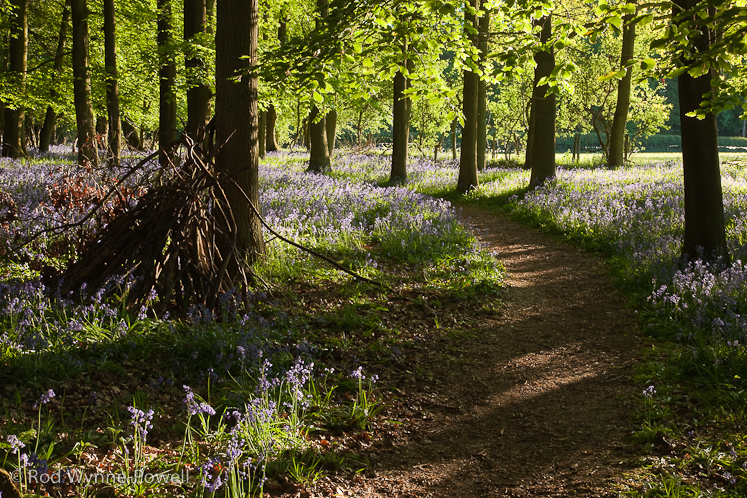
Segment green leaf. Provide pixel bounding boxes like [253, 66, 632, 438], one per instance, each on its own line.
[313, 91, 323, 104]
[363, 58, 374, 68]
[343, 54, 355, 63]
[353, 43, 362, 54]
[640, 58, 656, 71]
[608, 15, 622, 29]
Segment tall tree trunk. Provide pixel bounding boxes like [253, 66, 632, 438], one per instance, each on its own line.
[675, 0, 727, 261]
[103, 0, 121, 166]
[158, 0, 177, 167]
[0, 31, 6, 140]
[215, 0, 265, 275]
[184, 0, 212, 139]
[326, 108, 337, 156]
[308, 0, 330, 172]
[390, 68, 410, 181]
[608, 9, 636, 168]
[477, 9, 490, 171]
[266, 105, 279, 151]
[265, 17, 286, 153]
[528, 15, 556, 188]
[2, 0, 29, 158]
[308, 106, 330, 172]
[40, 0, 70, 153]
[258, 110, 266, 158]
[70, 0, 98, 166]
[457, 0, 480, 193]
[451, 118, 457, 160]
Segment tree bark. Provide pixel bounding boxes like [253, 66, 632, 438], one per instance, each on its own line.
[215, 0, 265, 273]
[184, 0, 212, 139]
[675, 0, 728, 261]
[122, 118, 142, 150]
[390, 68, 410, 181]
[258, 110, 266, 158]
[102, 0, 121, 166]
[457, 0, 480, 193]
[70, 0, 98, 166]
[2, 0, 29, 158]
[158, 0, 177, 167]
[308, 106, 330, 172]
[477, 9, 490, 171]
[266, 105, 279, 151]
[326, 108, 337, 156]
[265, 17, 286, 153]
[40, 0, 70, 153]
[307, 0, 331, 172]
[608, 10, 636, 168]
[451, 118, 457, 160]
[528, 15, 556, 188]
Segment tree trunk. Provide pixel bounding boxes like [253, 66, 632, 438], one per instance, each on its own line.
[457, 0, 480, 193]
[608, 10, 636, 168]
[528, 15, 556, 188]
[96, 116, 108, 149]
[675, 0, 728, 261]
[215, 0, 265, 274]
[265, 18, 285, 153]
[184, 0, 212, 139]
[122, 118, 142, 150]
[308, 106, 330, 172]
[451, 118, 457, 160]
[2, 0, 29, 158]
[326, 108, 337, 156]
[477, 9, 490, 171]
[258, 110, 266, 158]
[71, 0, 98, 166]
[307, 0, 330, 172]
[103, 0, 121, 166]
[266, 105, 279, 151]
[390, 68, 410, 181]
[40, 0, 70, 153]
[158, 0, 177, 167]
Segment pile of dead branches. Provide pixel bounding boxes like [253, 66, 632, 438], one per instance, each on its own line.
[41, 137, 247, 314]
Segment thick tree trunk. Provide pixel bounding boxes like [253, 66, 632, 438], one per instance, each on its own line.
[184, 0, 212, 139]
[457, 0, 480, 193]
[675, 0, 727, 261]
[308, 0, 331, 172]
[103, 0, 121, 166]
[71, 0, 98, 166]
[2, 0, 29, 158]
[326, 108, 337, 156]
[528, 15, 556, 188]
[215, 0, 265, 272]
[477, 9, 490, 171]
[308, 106, 330, 172]
[390, 69, 410, 181]
[158, 0, 177, 166]
[608, 12, 636, 168]
[40, 0, 70, 153]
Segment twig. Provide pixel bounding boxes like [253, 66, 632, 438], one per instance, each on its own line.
[225, 177, 387, 288]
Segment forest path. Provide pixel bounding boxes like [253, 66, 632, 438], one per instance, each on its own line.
[321, 205, 642, 497]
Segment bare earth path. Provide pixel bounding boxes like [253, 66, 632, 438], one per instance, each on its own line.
[317, 206, 642, 497]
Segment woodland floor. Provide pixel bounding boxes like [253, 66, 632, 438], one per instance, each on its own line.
[307, 206, 643, 497]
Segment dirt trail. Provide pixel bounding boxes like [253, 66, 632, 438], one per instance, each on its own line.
[320, 206, 642, 497]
